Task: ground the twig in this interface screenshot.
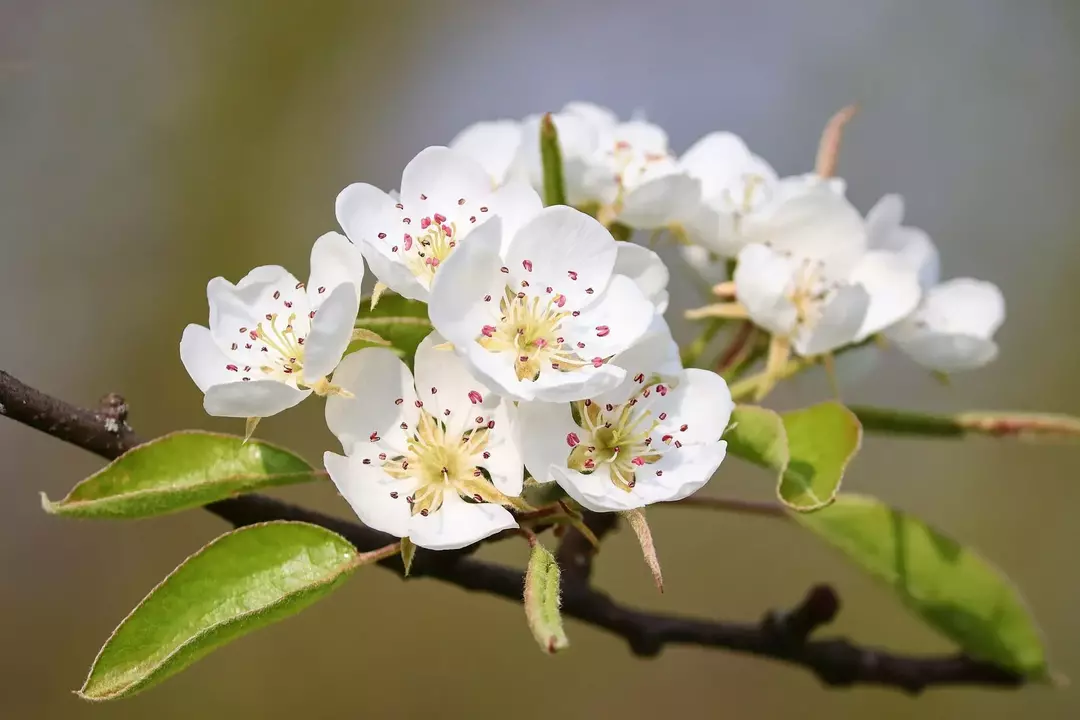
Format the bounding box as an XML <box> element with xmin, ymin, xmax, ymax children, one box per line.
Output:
<box><xmin>0</xmin><ymin>369</ymin><xmax>1026</xmax><ymax>693</ymax></box>
<box><xmin>671</xmin><ymin>496</ymin><xmax>789</xmax><ymax>519</ymax></box>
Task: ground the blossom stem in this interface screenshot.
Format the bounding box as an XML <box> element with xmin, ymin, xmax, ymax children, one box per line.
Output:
<box><xmin>347</xmin><ymin>541</ymin><xmax>402</xmax><ymax>569</ymax></box>
<box><xmin>680</xmin><ymin>317</ymin><xmax>726</xmax><ymax>368</ymax></box>
<box><xmin>728</xmin><ymin>355</ymin><xmax>811</xmax><ymax>402</ymax></box>
<box><xmin>715</xmin><ymin>321</ymin><xmax>756</xmax><ymax>374</ymax></box>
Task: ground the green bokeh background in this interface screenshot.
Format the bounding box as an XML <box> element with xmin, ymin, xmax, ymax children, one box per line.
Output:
<box><xmin>2</xmin><ymin>1</ymin><xmax>1078</xmax><ymax>717</ymax></box>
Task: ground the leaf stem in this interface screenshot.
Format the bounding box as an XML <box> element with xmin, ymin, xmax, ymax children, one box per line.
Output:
<box><xmin>670</xmin><ymin>496</ymin><xmax>789</xmax><ymax>519</ymax></box>
<box><xmin>540</xmin><ymin>113</ymin><xmax>567</xmax><ymax>207</ymax></box>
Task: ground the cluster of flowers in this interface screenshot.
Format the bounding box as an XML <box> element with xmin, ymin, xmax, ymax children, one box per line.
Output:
<box><xmin>179</xmin><ymin>102</ymin><xmax>1003</xmax><ymax>550</ymax></box>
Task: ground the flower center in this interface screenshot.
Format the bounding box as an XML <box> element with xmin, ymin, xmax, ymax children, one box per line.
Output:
<box><xmin>402</xmin><ymin>214</ymin><xmax>458</xmax><ymax>285</ymax></box>
<box><xmin>254</xmin><ymin>312</ymin><xmax>306</xmax><ymax>377</ymax></box>
<box><xmin>723</xmin><ymin>173</ymin><xmax>771</xmax><ymax>218</ymax></box>
<box><xmin>788</xmin><ymin>259</ymin><xmax>829</xmax><ymax>329</ymax></box>
<box><xmin>476</xmin><ymin>287</ymin><xmax>591</xmax><ymax>381</ymax></box>
<box><xmin>566</xmin><ymin>379</ymin><xmax>681</xmax><ymax>492</ymax></box>
<box><xmin>380</xmin><ymin>409</ymin><xmax>506</xmax><ymax>517</ymax></box>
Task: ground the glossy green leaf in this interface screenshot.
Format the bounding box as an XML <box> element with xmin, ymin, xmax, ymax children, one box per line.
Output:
<box><xmin>724</xmin><ymin>403</ymin><xmax>860</xmax><ymax>512</ymax></box>
<box><xmin>524</xmin><ymin>542</ymin><xmax>568</xmax><ymax>654</ymax></box>
<box><xmin>779</xmin><ymin>401</ymin><xmax>861</xmax><ymax>511</ymax></box>
<box><xmin>351</xmin><ymin>291</ymin><xmax>432</xmax><ymax>364</ymax></box>
<box><xmin>797</xmin><ymin>495</ymin><xmax>1049</xmax><ymax>677</ymax></box>
<box><xmin>42</xmin><ymin>431</ymin><xmax>318</xmax><ymax>519</ymax></box>
<box><xmin>79</xmin><ymin>522</ymin><xmax>360</xmax><ymax>701</ymax></box>
<box><xmin>539</xmin><ymin>113</ymin><xmax>567</xmax><ymax>207</ymax></box>
<box><xmin>724</xmin><ymin>404</ymin><xmax>789</xmax><ymax>471</ymax></box>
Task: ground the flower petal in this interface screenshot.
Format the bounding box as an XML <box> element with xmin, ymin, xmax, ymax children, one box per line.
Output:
<box><xmin>325</xmin><ymin>348</ymin><xmax>419</xmax><ymax>455</ymax></box>
<box><xmin>336</xmin><ymin>183</ymin><xmax>427</xmax><ymax>301</ymax></box>
<box><xmin>791</xmin><ymin>283</ymin><xmax>870</xmax><ymax>357</ymax></box>
<box><xmin>481</xmin><ymin>401</ymin><xmax>525</xmax><ymax>496</ymax></box>
<box><xmin>850</xmin><ymin>250</ymin><xmax>922</xmax><ymax>339</ymax></box>
<box><xmin>679</xmin><ymin>131</ymin><xmax>777</xmax><ymax>203</ymax></box>
<box><xmin>489</xmin><ymin>180</ymin><xmax>544</xmax><ymax>252</ymax></box>
<box><xmin>449</xmin><ymin>120</ymin><xmax>523</xmax><ymax>186</ymax></box>
<box><xmin>550</xmin><ymin>465</ymin><xmax>647</xmax><ymax>513</ymax></box>
<box><xmin>865</xmin><ymin>194</ymin><xmax>940</xmax><ymax>289</ymax></box>
<box><xmin>325</xmin><ymin>451</ymin><xmax>412</xmax><ymax>539</ymax></box>
<box><xmin>308</xmin><ymin>232</ymin><xmax>365</xmax><ymax>308</ymax></box>
<box><xmin>651</xmin><ymin>369</ymin><xmax>734</xmax><ymax>445</ymax></box>
<box><xmin>204</xmin><ymin>380</ymin><xmax>310</xmax><ymax>418</ymax></box>
<box><xmin>302</xmin><ymin>283</ymin><xmax>359</xmax><ymax>380</ymax></box>
<box><xmin>180</xmin><ymin>324</ymin><xmax>236</xmax><ymax>393</ymax></box>
<box><xmin>919</xmin><ymin>278</ymin><xmax>1005</xmax><ymax>339</ymax></box>
<box><xmin>734</xmin><ymin>244</ymin><xmax>799</xmax><ymax>336</ymax></box>
<box><xmin>592</xmin><ymin>317</ymin><xmax>684</xmax><ymax>407</ymax></box>
<box><xmin>632</xmin><ymin>442</ymin><xmax>728</xmax><ymax>505</ymax></box>
<box><xmin>412</xmin><ymin>331</ymin><xmax>499</xmax><ymax>434</ymax></box>
<box><xmin>560</xmin><ymin>274</ymin><xmax>656</xmax><ymax>359</ymax></box>
<box><xmin>207</xmin><ymin>266</ymin><xmax>306</xmax><ymax>348</ymax></box>
<box><xmin>427</xmin><ymin>217</ymin><xmax>507</xmax><ymax>349</ymax></box>
<box><xmin>407</xmin><ymin>493</ymin><xmax>517</xmax><ymax>550</ymax></box>
<box><xmin>400</xmin><ymin>146</ymin><xmax>492</xmax><ymax>212</ymax></box>
<box><xmin>517</xmin><ymin>400</ymin><xmax>580</xmax><ymax>485</ymax></box>
<box><xmin>613</xmin><ymin>242</ymin><xmax>670</xmax><ymax>314</ymax></box>
<box><xmin>619</xmin><ymin>172</ymin><xmax>702</xmax><ymax>230</ymax></box>
<box><xmin>505</xmin><ymin>206</ymin><xmax>618</xmax><ymax>310</ymax></box>
<box><xmin>891</xmin><ymin>332</ymin><xmax>999</xmax><ymax>373</ymax></box>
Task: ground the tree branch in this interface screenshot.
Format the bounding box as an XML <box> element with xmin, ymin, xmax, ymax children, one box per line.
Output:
<box><xmin>0</xmin><ymin>369</ymin><xmax>1025</xmax><ymax>694</ymax></box>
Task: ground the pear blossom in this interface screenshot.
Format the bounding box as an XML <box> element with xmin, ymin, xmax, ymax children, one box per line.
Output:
<box><xmin>428</xmin><ymin>206</ymin><xmax>656</xmax><ymax>403</ymax></box>
<box><xmin>515</xmin><ymin>103</ymin><xmax>700</xmax><ymax>230</ymax></box>
<box><xmin>449</xmin><ymin>119</ymin><xmax>524</xmax><ymax>188</ymax></box>
<box><xmin>336</xmin><ymin>146</ymin><xmax>538</xmax><ymax>302</ymax></box>
<box><xmin>324</xmin><ymin>333</ymin><xmax>523</xmax><ymax>550</ymax></box>
<box><xmin>518</xmin><ymin>322</ymin><xmax>733</xmax><ymax>512</ymax></box>
<box><xmin>730</xmin><ymin>184</ymin><xmax>924</xmax><ymax>357</ymax></box>
<box><xmin>180</xmin><ymin>232</ymin><xmax>364</xmax><ymax>418</ymax></box>
<box><xmin>873</xmin><ymin>196</ymin><xmax>1005</xmax><ymax>372</ymax></box>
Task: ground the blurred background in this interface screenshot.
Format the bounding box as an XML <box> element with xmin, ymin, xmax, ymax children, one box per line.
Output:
<box><xmin>2</xmin><ymin>0</ymin><xmax>1079</xmax><ymax>717</ymax></box>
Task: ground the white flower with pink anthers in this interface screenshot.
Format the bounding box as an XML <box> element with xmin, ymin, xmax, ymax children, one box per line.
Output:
<box><xmin>323</xmin><ymin>333</ymin><xmax>523</xmax><ymax>550</ymax></box>
<box><xmin>179</xmin><ymin>232</ymin><xmax>365</xmax><ymax>419</ymax></box>
<box><xmin>335</xmin><ymin>146</ymin><xmax>538</xmax><ymax>302</ymax></box>
<box><xmin>517</xmin><ymin>323</ymin><xmax>733</xmax><ymax>512</ymax></box>
<box><xmin>428</xmin><ymin>204</ymin><xmax>657</xmax><ymax>403</ymax></box>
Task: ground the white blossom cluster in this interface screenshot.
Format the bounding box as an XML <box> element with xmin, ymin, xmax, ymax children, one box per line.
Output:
<box><xmin>179</xmin><ymin>102</ymin><xmax>1003</xmax><ymax>550</ymax></box>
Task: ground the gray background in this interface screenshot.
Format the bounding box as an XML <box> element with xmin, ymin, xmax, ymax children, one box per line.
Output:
<box><xmin>1</xmin><ymin>1</ymin><xmax>1078</xmax><ymax>717</ymax></box>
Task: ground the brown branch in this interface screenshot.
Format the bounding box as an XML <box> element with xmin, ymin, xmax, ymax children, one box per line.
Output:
<box><xmin>0</xmin><ymin>369</ymin><xmax>1025</xmax><ymax>694</ymax></box>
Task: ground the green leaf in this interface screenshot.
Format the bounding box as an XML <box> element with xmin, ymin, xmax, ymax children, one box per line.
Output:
<box><xmin>779</xmin><ymin>401</ymin><xmax>861</xmax><ymax>511</ymax></box>
<box><xmin>539</xmin><ymin>113</ymin><xmax>567</xmax><ymax>207</ymax></box>
<box><xmin>78</xmin><ymin>521</ymin><xmax>361</xmax><ymax>701</ymax></box>
<box><xmin>724</xmin><ymin>402</ymin><xmax>861</xmax><ymax>512</ymax></box>
<box><xmin>797</xmin><ymin>495</ymin><xmax>1049</xmax><ymax>678</ymax></box>
<box><xmin>351</xmin><ymin>291</ymin><xmax>432</xmax><ymax>364</ymax></box>
<box><xmin>523</xmin><ymin>542</ymin><xmax>569</xmax><ymax>654</ymax></box>
<box><xmin>42</xmin><ymin>431</ymin><xmax>318</xmax><ymax>519</ymax></box>
<box><xmin>725</xmin><ymin>404</ymin><xmax>789</xmax><ymax>471</ymax></box>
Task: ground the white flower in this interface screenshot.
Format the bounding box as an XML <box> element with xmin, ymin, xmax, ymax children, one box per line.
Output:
<box><xmin>875</xmin><ymin>196</ymin><xmax>1005</xmax><ymax>372</ymax></box>
<box><xmin>323</xmin><ymin>333</ymin><xmax>523</xmax><ymax>551</ymax></box>
<box><xmin>614</xmin><ymin>242</ymin><xmax>670</xmax><ymax>314</ymax></box>
<box><xmin>518</xmin><ymin>322</ymin><xmax>732</xmax><ymax>512</ymax></box>
<box><xmin>449</xmin><ymin>119</ymin><xmax>524</xmax><ymax>188</ymax></box>
<box><xmin>732</xmin><ymin>187</ymin><xmax>921</xmax><ymax>356</ymax></box>
<box><xmin>428</xmin><ymin>206</ymin><xmax>656</xmax><ymax>403</ymax></box>
<box><xmin>517</xmin><ymin>103</ymin><xmax>700</xmax><ymax>229</ymax></box>
<box><xmin>336</xmin><ymin>146</ymin><xmax>538</xmax><ymax>302</ymax></box>
<box><xmin>180</xmin><ymin>232</ymin><xmax>364</xmax><ymax>418</ymax></box>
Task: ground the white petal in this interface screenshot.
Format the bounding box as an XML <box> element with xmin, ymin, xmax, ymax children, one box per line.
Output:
<box><xmin>563</xmin><ymin>102</ymin><xmax>620</xmax><ymax>132</ymax></box>
<box><xmin>633</xmin><ymin>442</ymin><xmax>728</xmax><ymax>505</ymax></box>
<box><xmin>325</xmin><ymin>451</ymin><xmax>412</xmax><ymax>539</ymax></box>
<box><xmin>308</xmin><ymin>232</ymin><xmax>365</xmax><ymax>308</ymax></box>
<box><xmin>551</xmin><ymin>465</ymin><xmax>647</xmax><ymax>513</ymax></box>
<box><xmin>207</xmin><ymin>266</ymin><xmax>306</xmax><ymax>349</ymax></box>
<box><xmin>408</xmin><ymin>493</ymin><xmax>518</xmax><ymax>551</ymax></box>
<box><xmin>325</xmin><ymin>348</ymin><xmax>419</xmax><ymax>455</ymax></box>
<box><xmin>449</xmin><ymin>120</ymin><xmax>523</xmax><ymax>185</ymax></box>
<box><xmin>865</xmin><ymin>195</ymin><xmax>940</xmax><ymax>288</ymax></box>
<box><xmin>734</xmin><ymin>244</ymin><xmax>799</xmax><ymax>336</ymax></box>
<box><xmin>742</xmin><ymin>184</ymin><xmax>867</xmax><ymax>277</ymax></box>
<box><xmin>180</xmin><ymin>324</ymin><xmax>235</xmax><ymax>393</ymax></box>
<box><xmin>517</xmin><ymin>400</ymin><xmax>580</xmax><ymax>485</ymax></box>
<box><xmin>680</xmin><ymin>202</ymin><xmax>744</xmax><ymax>258</ymax></box>
<box><xmin>865</xmin><ymin>194</ymin><xmax>905</xmax><ymax>248</ymax></box>
<box><xmin>505</xmin><ymin>206</ymin><xmax>618</xmax><ymax>310</ymax></box>
<box><xmin>302</xmin><ymin>283</ymin><xmax>359</xmax><ymax>380</ymax></box>
<box><xmin>618</xmin><ymin>172</ymin><xmax>702</xmax><ymax>230</ymax></box>
<box><xmin>613</xmin><ymin>242</ymin><xmax>670</xmax><ymax>314</ymax></box>
<box><xmin>914</xmin><ymin>278</ymin><xmax>1005</xmax><ymax>338</ymax></box>
<box><xmin>412</xmin><ymin>331</ymin><xmax>498</xmax><ymax>434</ymax></box>
<box><xmin>892</xmin><ymin>332</ymin><xmax>999</xmax><ymax>373</ymax></box>
<box><xmin>524</xmin><ymin>362</ymin><xmax>625</xmax><ymax>403</ymax></box>
<box><xmin>592</xmin><ymin>317</ymin><xmax>684</xmax><ymax>407</ymax></box>
<box><xmin>614</xmin><ymin>120</ymin><xmax>668</xmax><ymax>155</ymax></box>
<box><xmin>679</xmin><ymin>244</ymin><xmax>729</xmax><ymax>285</ymax></box>
<box><xmin>427</xmin><ymin>217</ymin><xmax>506</xmax><ymax>349</ymax></box>
<box><xmin>336</xmin><ymin>183</ymin><xmax>428</xmax><ymax>301</ymax></box>
<box><xmin>791</xmin><ymin>284</ymin><xmax>870</xmax><ymax>357</ymax></box>
<box><xmin>679</xmin><ymin>131</ymin><xmax>777</xmax><ymax>202</ymax></box>
<box><xmin>652</xmin><ymin>369</ymin><xmax>734</xmax><ymax>445</ymax></box>
<box><xmin>482</xmin><ymin>401</ymin><xmax>525</xmax><ymax>496</ymax></box>
<box><xmin>560</xmin><ymin>275</ymin><xmax>655</xmax><ymax>360</ymax></box>
<box><xmin>400</xmin><ymin>146</ymin><xmax>492</xmax><ymax>211</ymax></box>
<box><xmin>489</xmin><ymin>180</ymin><xmax>544</xmax><ymax>252</ymax></box>
<box><xmin>850</xmin><ymin>250</ymin><xmax>922</xmax><ymax>339</ymax></box>
<box><xmin>204</xmin><ymin>380</ymin><xmax>310</xmax><ymax>418</ymax></box>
